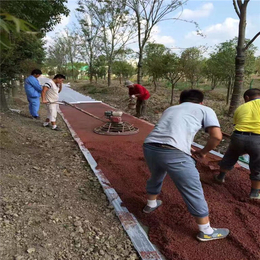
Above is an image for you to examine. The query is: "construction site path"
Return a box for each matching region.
[60,101,260,260]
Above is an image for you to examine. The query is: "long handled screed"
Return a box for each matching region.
[60,100,139,135]
[62,101,107,122]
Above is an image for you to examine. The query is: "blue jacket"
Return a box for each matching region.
[24,75,42,98]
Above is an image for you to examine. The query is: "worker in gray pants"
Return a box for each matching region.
[142,89,229,242]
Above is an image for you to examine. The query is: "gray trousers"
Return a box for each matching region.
[143,143,209,218]
[219,132,260,181]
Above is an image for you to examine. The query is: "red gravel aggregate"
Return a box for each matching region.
[60,103,260,260]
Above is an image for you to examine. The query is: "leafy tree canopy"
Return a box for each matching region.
[1,0,69,32]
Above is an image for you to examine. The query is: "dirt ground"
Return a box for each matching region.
[0,90,139,260]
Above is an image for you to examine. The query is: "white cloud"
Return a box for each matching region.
[43,35,55,49]
[185,17,239,45]
[150,25,176,47]
[177,3,214,20]
[182,16,260,56]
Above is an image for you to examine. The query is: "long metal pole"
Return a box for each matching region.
[62,101,107,123]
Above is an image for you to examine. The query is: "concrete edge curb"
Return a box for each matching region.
[58,109,163,260]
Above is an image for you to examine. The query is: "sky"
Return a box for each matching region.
[45,0,260,57]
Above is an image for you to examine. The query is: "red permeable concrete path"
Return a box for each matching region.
[60,103,260,260]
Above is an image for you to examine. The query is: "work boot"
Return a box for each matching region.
[214,175,225,184]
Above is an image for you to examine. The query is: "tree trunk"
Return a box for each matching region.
[107,65,111,87]
[0,84,8,111]
[226,78,232,105]
[211,78,217,90]
[170,83,175,105]
[153,78,157,92]
[190,81,194,89]
[228,1,248,115]
[137,51,143,84]
[11,80,18,98]
[89,61,93,83]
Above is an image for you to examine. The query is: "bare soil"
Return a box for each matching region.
[0,89,139,260]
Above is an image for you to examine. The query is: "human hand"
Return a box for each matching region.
[131,95,136,98]
[42,100,48,104]
[191,149,207,159]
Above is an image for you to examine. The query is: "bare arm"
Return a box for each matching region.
[41,86,48,103]
[192,127,222,159]
[58,83,62,93]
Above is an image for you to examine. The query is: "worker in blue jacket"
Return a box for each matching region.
[24,69,43,119]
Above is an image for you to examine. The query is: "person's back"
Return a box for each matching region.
[44,80,60,103]
[234,99,260,134]
[24,75,42,98]
[145,102,219,155]
[24,69,42,119]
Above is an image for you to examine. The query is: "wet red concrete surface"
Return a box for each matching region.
[60,103,260,260]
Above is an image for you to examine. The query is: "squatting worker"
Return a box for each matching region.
[41,74,66,131]
[24,69,43,119]
[125,80,150,118]
[142,89,229,242]
[215,88,260,200]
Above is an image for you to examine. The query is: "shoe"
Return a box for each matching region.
[196,228,229,242]
[143,200,162,213]
[32,116,40,120]
[214,175,225,184]
[43,123,50,127]
[52,126,62,131]
[249,194,260,200]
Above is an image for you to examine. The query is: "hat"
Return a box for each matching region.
[125,80,134,87]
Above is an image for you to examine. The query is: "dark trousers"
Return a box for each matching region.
[136,99,147,117]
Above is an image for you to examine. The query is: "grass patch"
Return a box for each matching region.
[82,84,109,94]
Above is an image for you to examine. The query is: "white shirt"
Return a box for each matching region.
[44,80,60,103]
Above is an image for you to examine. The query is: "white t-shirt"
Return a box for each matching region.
[44,80,59,103]
[144,102,220,155]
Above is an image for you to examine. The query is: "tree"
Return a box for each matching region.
[255,56,260,74]
[112,61,135,84]
[143,43,168,91]
[204,38,256,104]
[63,29,81,80]
[92,55,107,82]
[76,13,102,83]
[46,36,68,74]
[126,0,187,84]
[1,0,69,33]
[161,52,183,105]
[229,0,260,114]
[0,1,69,111]
[180,47,204,88]
[77,0,135,86]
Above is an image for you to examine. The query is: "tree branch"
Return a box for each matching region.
[244,31,260,50]
[233,0,240,18]
[237,0,242,9]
